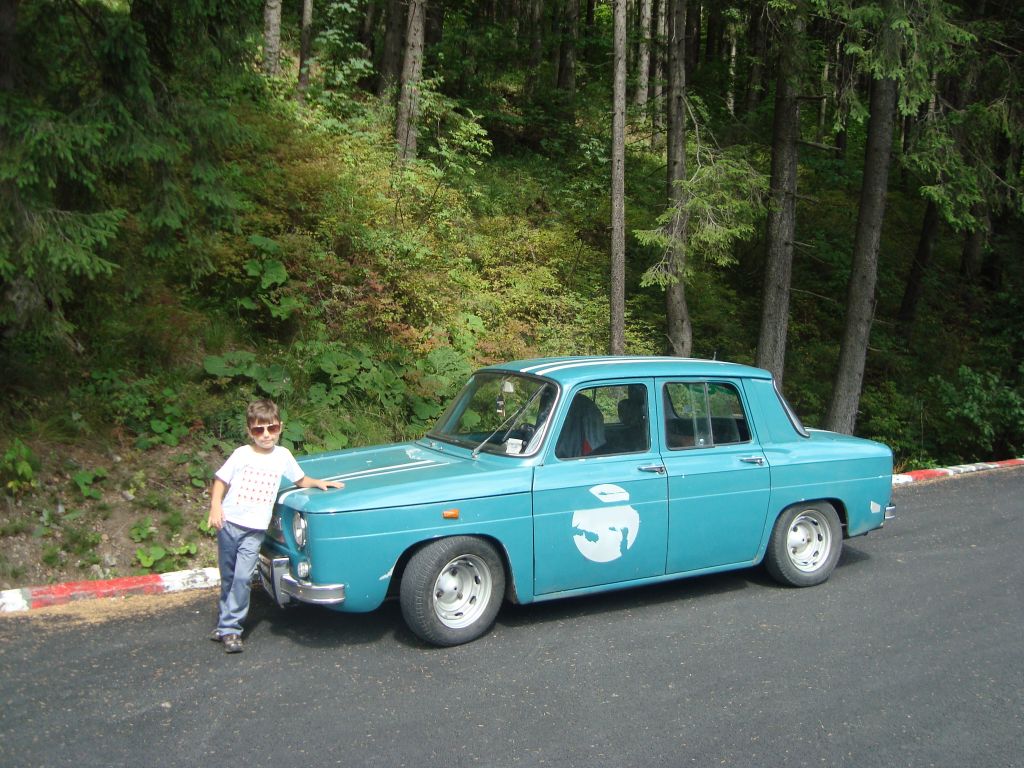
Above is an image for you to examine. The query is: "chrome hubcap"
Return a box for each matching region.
[431,554,493,629]
[786,511,832,572]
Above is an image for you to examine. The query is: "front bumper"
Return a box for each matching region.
[258,548,346,608]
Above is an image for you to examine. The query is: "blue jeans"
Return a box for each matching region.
[216,521,264,636]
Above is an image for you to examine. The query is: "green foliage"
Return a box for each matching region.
[72,468,108,500]
[2,439,40,496]
[0,0,1021,544]
[237,237,306,321]
[638,139,767,288]
[0,517,31,537]
[204,352,293,398]
[62,525,101,563]
[928,366,1024,462]
[135,391,191,449]
[1,0,260,349]
[129,516,157,544]
[835,0,974,116]
[176,451,212,490]
[71,372,193,448]
[135,542,197,573]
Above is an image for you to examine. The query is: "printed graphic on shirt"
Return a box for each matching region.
[235,465,284,512]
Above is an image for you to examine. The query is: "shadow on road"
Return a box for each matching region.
[242,546,875,649]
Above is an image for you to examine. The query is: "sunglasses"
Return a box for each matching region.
[249,423,282,436]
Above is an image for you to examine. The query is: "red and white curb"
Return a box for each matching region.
[892,458,1024,486]
[3,458,1023,614]
[1,567,219,613]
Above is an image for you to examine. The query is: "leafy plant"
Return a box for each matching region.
[2,439,39,496]
[135,542,198,573]
[72,468,108,500]
[204,351,294,398]
[62,524,101,562]
[927,366,1024,462]
[176,451,211,489]
[1,517,31,537]
[238,248,305,321]
[129,516,157,543]
[41,544,62,568]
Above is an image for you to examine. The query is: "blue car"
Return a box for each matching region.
[260,356,895,646]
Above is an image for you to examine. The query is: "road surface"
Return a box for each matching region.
[1,469,1021,767]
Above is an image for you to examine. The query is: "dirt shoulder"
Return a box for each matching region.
[1,438,219,591]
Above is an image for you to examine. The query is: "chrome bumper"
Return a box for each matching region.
[258,549,346,608]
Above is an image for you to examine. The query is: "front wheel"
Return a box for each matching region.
[400,536,506,646]
[765,502,842,587]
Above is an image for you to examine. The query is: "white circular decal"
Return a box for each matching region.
[571,484,640,563]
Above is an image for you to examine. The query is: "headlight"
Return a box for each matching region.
[292,513,307,549]
[267,513,285,544]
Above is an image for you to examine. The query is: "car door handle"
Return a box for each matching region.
[638,464,666,474]
[740,456,765,466]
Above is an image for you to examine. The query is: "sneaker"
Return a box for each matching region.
[222,634,243,653]
[209,630,223,642]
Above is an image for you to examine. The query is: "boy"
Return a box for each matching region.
[207,399,344,653]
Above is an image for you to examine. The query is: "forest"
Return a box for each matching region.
[0,0,1022,582]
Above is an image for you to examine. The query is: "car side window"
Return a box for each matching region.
[663,381,749,449]
[554,384,650,459]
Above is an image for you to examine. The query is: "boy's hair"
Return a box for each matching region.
[247,399,281,426]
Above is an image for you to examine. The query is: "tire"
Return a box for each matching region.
[400,536,506,646]
[764,502,843,587]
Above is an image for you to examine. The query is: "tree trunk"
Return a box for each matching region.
[524,0,544,100]
[611,0,628,354]
[959,204,989,281]
[684,0,699,75]
[263,0,283,76]
[666,0,691,357]
[297,0,314,94]
[359,0,379,54]
[896,198,939,329]
[395,0,426,161]
[426,0,444,48]
[744,3,766,115]
[755,12,803,385]
[833,36,853,155]
[0,0,16,93]
[378,0,405,95]
[725,24,737,115]
[557,0,579,99]
[633,0,652,107]
[705,5,722,62]
[825,77,898,435]
[650,0,667,148]
[816,51,830,144]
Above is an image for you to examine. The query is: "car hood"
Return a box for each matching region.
[276,442,532,514]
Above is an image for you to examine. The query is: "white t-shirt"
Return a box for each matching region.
[215,445,305,530]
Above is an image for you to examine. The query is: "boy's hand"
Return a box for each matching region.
[207,506,224,530]
[314,479,345,491]
[296,476,344,492]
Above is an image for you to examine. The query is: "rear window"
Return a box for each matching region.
[663,381,751,449]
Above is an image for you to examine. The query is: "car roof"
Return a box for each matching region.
[481,356,772,388]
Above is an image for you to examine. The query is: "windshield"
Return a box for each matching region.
[428,372,558,456]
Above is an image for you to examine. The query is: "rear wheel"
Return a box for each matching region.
[400,536,505,646]
[765,502,842,587]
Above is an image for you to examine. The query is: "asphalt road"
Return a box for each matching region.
[1,469,1022,768]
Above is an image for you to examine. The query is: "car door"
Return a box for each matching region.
[658,378,771,574]
[533,380,669,595]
